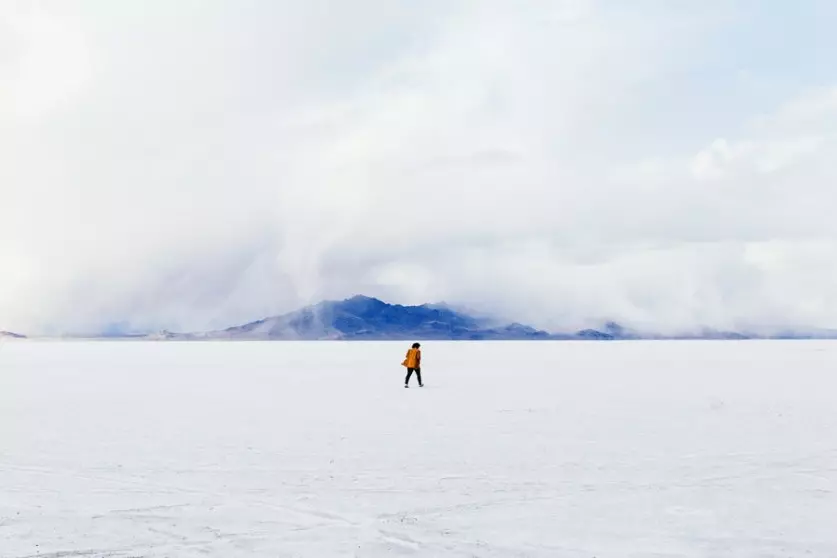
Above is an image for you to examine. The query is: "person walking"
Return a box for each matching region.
[402,342,423,388]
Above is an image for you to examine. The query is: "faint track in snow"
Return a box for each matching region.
[249,499,360,527]
[109,503,192,514]
[13,547,141,558]
[378,494,558,521]
[376,528,423,551]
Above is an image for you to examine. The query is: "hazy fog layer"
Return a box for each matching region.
[3,1,837,335]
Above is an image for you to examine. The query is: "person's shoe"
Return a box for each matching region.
[419,383,424,387]
[404,385,409,388]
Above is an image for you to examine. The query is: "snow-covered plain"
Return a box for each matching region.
[1,340,835,557]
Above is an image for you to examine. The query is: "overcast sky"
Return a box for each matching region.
[3,0,837,336]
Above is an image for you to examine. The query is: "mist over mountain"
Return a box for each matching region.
[9,296,837,341]
[129,296,837,341]
[145,296,550,341]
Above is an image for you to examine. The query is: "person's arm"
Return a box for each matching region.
[416,350,421,367]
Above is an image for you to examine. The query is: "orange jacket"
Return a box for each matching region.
[402,348,421,368]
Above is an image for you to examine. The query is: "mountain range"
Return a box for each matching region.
[138,295,837,341]
[5,295,837,340]
[146,296,555,341]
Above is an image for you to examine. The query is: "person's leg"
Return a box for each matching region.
[416,368,423,386]
[405,368,413,386]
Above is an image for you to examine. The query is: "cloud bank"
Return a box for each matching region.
[2,0,837,335]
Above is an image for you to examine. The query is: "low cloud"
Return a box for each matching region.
[2,1,837,335]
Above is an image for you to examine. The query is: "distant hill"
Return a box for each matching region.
[132,296,837,341]
[51,295,837,341]
[0,330,26,339]
[162,295,557,341]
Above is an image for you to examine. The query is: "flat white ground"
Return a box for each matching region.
[1,340,835,557]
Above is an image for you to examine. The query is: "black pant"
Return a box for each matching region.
[405,367,422,385]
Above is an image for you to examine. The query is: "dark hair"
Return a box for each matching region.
[412,342,420,348]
